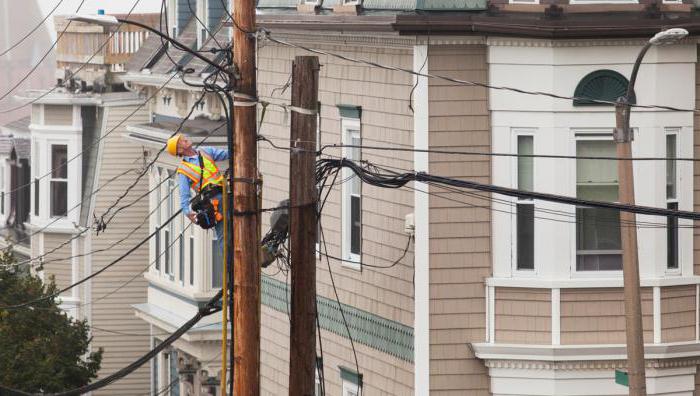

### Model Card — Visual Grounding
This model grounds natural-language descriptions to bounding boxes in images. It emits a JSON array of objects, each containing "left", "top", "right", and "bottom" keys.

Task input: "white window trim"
[
  {"left": 511, "top": 129, "right": 537, "bottom": 277},
  {"left": 197, "top": 0, "right": 209, "bottom": 49},
  {"left": 571, "top": 132, "right": 623, "bottom": 278},
  {"left": 342, "top": 0, "right": 361, "bottom": 5},
  {"left": 48, "top": 143, "right": 69, "bottom": 219},
  {"left": 342, "top": 379, "right": 360, "bottom": 396},
  {"left": 569, "top": 0, "right": 637, "bottom": 4},
  {"left": 341, "top": 117, "right": 361, "bottom": 269},
  {"left": 509, "top": 0, "right": 539, "bottom": 4},
  {"left": 665, "top": 128, "right": 681, "bottom": 275}
]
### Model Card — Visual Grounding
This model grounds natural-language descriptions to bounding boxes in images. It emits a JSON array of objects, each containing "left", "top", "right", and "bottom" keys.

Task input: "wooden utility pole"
[
  {"left": 615, "top": 97, "right": 646, "bottom": 395},
  {"left": 231, "top": 0, "right": 260, "bottom": 392},
  {"left": 288, "top": 56, "right": 320, "bottom": 396}
]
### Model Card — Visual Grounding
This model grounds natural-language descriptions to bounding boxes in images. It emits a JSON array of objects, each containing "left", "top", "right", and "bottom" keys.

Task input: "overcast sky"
[{"left": 39, "top": 0, "right": 162, "bottom": 39}]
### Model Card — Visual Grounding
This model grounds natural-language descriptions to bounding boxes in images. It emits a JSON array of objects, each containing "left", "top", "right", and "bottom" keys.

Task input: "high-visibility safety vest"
[{"left": 176, "top": 151, "right": 224, "bottom": 191}]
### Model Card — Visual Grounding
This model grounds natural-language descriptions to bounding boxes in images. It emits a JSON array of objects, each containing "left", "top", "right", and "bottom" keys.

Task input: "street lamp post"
[{"left": 614, "top": 27, "right": 688, "bottom": 396}]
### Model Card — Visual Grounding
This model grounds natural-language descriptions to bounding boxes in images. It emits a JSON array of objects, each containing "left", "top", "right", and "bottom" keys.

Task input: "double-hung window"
[
  {"left": 666, "top": 130, "right": 679, "bottom": 270},
  {"left": 341, "top": 118, "right": 361, "bottom": 266},
  {"left": 575, "top": 137, "right": 622, "bottom": 271},
  {"left": 515, "top": 133, "right": 534, "bottom": 271},
  {"left": 154, "top": 168, "right": 162, "bottom": 272},
  {"left": 50, "top": 144, "right": 68, "bottom": 217}
]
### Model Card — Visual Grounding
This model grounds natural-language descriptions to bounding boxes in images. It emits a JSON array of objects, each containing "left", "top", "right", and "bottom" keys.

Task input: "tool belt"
[{"left": 191, "top": 185, "right": 224, "bottom": 230}]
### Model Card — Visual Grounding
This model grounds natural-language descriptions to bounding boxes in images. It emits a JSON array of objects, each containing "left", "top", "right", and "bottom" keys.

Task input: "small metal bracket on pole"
[
  {"left": 613, "top": 127, "right": 634, "bottom": 143},
  {"left": 614, "top": 97, "right": 634, "bottom": 143}
]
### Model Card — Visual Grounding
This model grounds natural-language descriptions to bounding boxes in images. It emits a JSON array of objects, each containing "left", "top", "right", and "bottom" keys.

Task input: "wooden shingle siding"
[
  {"left": 495, "top": 287, "right": 551, "bottom": 344},
  {"left": 661, "top": 285, "right": 696, "bottom": 343},
  {"left": 42, "top": 233, "right": 73, "bottom": 292},
  {"left": 257, "top": 41, "right": 415, "bottom": 392},
  {"left": 560, "top": 288, "right": 653, "bottom": 344},
  {"left": 44, "top": 104, "right": 73, "bottom": 126},
  {"left": 88, "top": 105, "right": 151, "bottom": 395},
  {"left": 428, "top": 45, "right": 490, "bottom": 395}
]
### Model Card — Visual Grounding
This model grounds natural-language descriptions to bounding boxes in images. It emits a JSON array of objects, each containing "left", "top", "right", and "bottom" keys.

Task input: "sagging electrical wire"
[
  {"left": 0, "top": 0, "right": 147, "bottom": 114},
  {"left": 41, "top": 290, "right": 223, "bottom": 396},
  {"left": 0, "top": 0, "right": 66, "bottom": 58},
  {"left": 0, "top": 0, "right": 89, "bottom": 105},
  {"left": 0, "top": 70, "right": 180, "bottom": 203},
  {"left": 4, "top": 119, "right": 222, "bottom": 270},
  {"left": 260, "top": 30, "right": 700, "bottom": 114}
]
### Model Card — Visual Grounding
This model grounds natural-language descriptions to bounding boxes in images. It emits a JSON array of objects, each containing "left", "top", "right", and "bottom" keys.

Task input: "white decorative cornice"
[
  {"left": 487, "top": 36, "right": 699, "bottom": 48},
  {"left": 484, "top": 357, "right": 700, "bottom": 370}
]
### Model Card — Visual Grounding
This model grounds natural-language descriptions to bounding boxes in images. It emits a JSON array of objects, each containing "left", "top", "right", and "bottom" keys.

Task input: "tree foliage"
[{"left": 0, "top": 251, "right": 102, "bottom": 393}]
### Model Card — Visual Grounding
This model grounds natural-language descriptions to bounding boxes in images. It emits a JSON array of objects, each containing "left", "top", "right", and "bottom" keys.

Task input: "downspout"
[{"left": 413, "top": 41, "right": 430, "bottom": 396}]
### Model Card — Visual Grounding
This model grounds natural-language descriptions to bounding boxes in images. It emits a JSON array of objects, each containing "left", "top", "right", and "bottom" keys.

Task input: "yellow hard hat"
[{"left": 166, "top": 134, "right": 182, "bottom": 156}]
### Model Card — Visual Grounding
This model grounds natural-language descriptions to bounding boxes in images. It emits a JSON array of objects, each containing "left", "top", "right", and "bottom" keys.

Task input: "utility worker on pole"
[{"left": 166, "top": 133, "right": 229, "bottom": 251}]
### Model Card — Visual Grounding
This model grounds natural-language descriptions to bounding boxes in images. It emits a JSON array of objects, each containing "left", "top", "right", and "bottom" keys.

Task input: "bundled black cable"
[
  {"left": 317, "top": 158, "right": 700, "bottom": 220},
  {"left": 45, "top": 290, "right": 222, "bottom": 396}
]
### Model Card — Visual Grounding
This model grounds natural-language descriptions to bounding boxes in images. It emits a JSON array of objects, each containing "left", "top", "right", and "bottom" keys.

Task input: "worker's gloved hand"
[{"left": 187, "top": 212, "right": 197, "bottom": 223}]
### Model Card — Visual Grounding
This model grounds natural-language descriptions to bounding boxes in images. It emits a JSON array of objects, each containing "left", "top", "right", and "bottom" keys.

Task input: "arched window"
[{"left": 573, "top": 70, "right": 636, "bottom": 106}]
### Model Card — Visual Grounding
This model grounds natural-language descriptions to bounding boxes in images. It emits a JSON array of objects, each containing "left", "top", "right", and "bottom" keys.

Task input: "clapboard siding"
[
  {"left": 257, "top": 42, "right": 415, "bottom": 393},
  {"left": 661, "top": 285, "right": 696, "bottom": 343},
  {"left": 427, "top": 45, "right": 490, "bottom": 395},
  {"left": 44, "top": 104, "right": 73, "bottom": 126},
  {"left": 42, "top": 233, "right": 73, "bottom": 292},
  {"left": 560, "top": 288, "right": 653, "bottom": 344},
  {"left": 88, "top": 105, "right": 151, "bottom": 395},
  {"left": 260, "top": 303, "right": 414, "bottom": 396},
  {"left": 495, "top": 287, "right": 551, "bottom": 344}
]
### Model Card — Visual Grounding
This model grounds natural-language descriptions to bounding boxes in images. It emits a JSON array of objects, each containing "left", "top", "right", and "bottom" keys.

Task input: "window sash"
[
  {"left": 342, "top": 122, "right": 361, "bottom": 263},
  {"left": 189, "top": 235, "right": 195, "bottom": 285},
  {"left": 666, "top": 134, "right": 677, "bottom": 200},
  {"left": 164, "top": 229, "right": 171, "bottom": 275},
  {"left": 155, "top": 227, "right": 161, "bottom": 271},
  {"left": 212, "top": 236, "right": 223, "bottom": 288},
  {"left": 516, "top": 203, "right": 534, "bottom": 270},
  {"left": 575, "top": 139, "right": 621, "bottom": 271},
  {"left": 667, "top": 201, "right": 679, "bottom": 270},
  {"left": 50, "top": 180, "right": 68, "bottom": 217},
  {"left": 34, "top": 178, "right": 39, "bottom": 216}
]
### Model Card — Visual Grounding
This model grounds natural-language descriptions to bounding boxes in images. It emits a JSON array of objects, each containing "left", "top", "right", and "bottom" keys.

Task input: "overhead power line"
[
  {"left": 0, "top": 0, "right": 142, "bottom": 114},
  {"left": 316, "top": 158, "right": 700, "bottom": 220},
  {"left": 261, "top": 31, "right": 700, "bottom": 114},
  {"left": 0, "top": 0, "right": 66, "bottom": 58}
]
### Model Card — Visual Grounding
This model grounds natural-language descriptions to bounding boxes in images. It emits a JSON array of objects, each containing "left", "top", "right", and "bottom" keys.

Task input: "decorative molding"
[
  {"left": 415, "top": 36, "right": 486, "bottom": 46},
  {"left": 261, "top": 275, "right": 415, "bottom": 362},
  {"left": 484, "top": 357, "right": 700, "bottom": 370},
  {"left": 486, "top": 36, "right": 698, "bottom": 48},
  {"left": 264, "top": 30, "right": 417, "bottom": 49}
]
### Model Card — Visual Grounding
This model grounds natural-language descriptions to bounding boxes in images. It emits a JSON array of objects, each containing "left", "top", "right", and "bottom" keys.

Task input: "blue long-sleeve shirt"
[{"left": 178, "top": 147, "right": 230, "bottom": 215}]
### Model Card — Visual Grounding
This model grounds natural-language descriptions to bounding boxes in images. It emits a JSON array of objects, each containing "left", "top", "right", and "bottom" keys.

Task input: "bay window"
[
  {"left": 50, "top": 144, "right": 68, "bottom": 217},
  {"left": 575, "top": 138, "right": 621, "bottom": 271}
]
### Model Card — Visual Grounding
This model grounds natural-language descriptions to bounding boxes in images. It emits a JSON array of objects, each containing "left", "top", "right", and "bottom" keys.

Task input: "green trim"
[
  {"left": 573, "top": 69, "right": 636, "bottom": 106},
  {"left": 416, "top": 0, "right": 487, "bottom": 10},
  {"left": 337, "top": 105, "right": 362, "bottom": 120},
  {"left": 339, "top": 366, "right": 362, "bottom": 385},
  {"left": 261, "top": 276, "right": 414, "bottom": 362}
]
